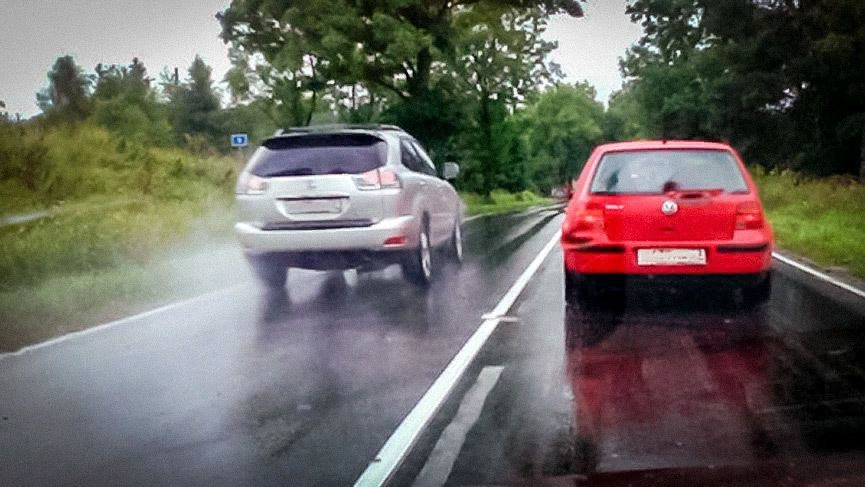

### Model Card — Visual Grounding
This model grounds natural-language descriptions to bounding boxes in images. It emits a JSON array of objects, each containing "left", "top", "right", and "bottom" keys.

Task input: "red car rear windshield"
[
  {"left": 250, "top": 133, "right": 388, "bottom": 177},
  {"left": 590, "top": 149, "right": 749, "bottom": 195}
]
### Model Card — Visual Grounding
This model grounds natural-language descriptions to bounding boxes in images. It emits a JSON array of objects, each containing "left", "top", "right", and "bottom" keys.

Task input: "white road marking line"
[
  {"left": 772, "top": 252, "right": 865, "bottom": 300},
  {"left": 354, "top": 230, "right": 562, "bottom": 487},
  {"left": 411, "top": 366, "right": 505, "bottom": 487},
  {"left": 0, "top": 285, "right": 244, "bottom": 361}
]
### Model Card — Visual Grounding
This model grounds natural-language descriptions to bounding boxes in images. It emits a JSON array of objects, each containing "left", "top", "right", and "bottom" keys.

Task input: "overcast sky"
[{"left": 1, "top": 0, "right": 643, "bottom": 118}]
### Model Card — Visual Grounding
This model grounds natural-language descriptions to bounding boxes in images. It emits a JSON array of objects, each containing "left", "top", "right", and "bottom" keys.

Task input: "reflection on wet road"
[
  {"left": 0, "top": 208, "right": 564, "bottom": 486},
  {"left": 6, "top": 204, "right": 865, "bottom": 486},
  {"left": 429, "top": 247, "right": 865, "bottom": 485}
]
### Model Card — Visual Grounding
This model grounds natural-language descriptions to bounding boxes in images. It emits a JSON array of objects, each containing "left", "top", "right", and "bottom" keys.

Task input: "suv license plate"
[
  {"left": 282, "top": 198, "right": 342, "bottom": 214},
  {"left": 637, "top": 248, "right": 707, "bottom": 266}
]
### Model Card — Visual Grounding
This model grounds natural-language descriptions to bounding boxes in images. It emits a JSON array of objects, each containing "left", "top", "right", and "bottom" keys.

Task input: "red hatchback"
[{"left": 562, "top": 140, "right": 774, "bottom": 309}]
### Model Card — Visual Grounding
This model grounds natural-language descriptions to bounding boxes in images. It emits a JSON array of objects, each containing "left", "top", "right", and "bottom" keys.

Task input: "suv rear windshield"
[
  {"left": 590, "top": 149, "right": 749, "bottom": 194},
  {"left": 249, "top": 133, "right": 387, "bottom": 177}
]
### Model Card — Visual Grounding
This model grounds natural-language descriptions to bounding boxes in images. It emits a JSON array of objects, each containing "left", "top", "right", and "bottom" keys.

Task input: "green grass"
[
  {"left": 752, "top": 166, "right": 865, "bottom": 278},
  {"left": 461, "top": 189, "right": 556, "bottom": 216},
  {"left": 0, "top": 122, "right": 242, "bottom": 351}
]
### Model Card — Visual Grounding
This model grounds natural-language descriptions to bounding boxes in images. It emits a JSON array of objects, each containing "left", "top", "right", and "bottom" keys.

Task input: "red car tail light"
[
  {"left": 572, "top": 201, "right": 605, "bottom": 232},
  {"left": 353, "top": 168, "right": 402, "bottom": 190},
  {"left": 562, "top": 201, "right": 604, "bottom": 244},
  {"left": 736, "top": 201, "right": 764, "bottom": 230}
]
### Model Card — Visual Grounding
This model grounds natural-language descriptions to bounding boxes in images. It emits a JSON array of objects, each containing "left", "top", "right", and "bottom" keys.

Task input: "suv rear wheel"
[
  {"left": 402, "top": 222, "right": 433, "bottom": 286},
  {"left": 247, "top": 255, "right": 288, "bottom": 289},
  {"left": 449, "top": 216, "right": 463, "bottom": 264}
]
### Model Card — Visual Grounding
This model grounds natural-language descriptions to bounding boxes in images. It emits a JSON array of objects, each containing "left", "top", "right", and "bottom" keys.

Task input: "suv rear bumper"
[{"left": 236, "top": 214, "right": 421, "bottom": 254}]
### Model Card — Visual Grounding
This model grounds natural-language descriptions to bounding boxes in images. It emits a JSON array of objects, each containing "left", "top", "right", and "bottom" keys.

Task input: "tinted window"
[
  {"left": 401, "top": 140, "right": 425, "bottom": 173},
  {"left": 410, "top": 141, "right": 438, "bottom": 177},
  {"left": 590, "top": 150, "right": 749, "bottom": 194},
  {"left": 249, "top": 134, "right": 387, "bottom": 177}
]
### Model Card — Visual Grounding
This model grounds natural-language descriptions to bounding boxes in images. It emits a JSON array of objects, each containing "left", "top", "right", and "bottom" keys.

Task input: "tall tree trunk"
[
  {"left": 860, "top": 132, "right": 865, "bottom": 184},
  {"left": 410, "top": 47, "right": 432, "bottom": 98},
  {"left": 306, "top": 90, "right": 317, "bottom": 126},
  {"left": 479, "top": 87, "right": 494, "bottom": 201}
]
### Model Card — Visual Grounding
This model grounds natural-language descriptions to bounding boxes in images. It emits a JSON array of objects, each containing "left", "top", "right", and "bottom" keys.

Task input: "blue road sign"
[{"left": 231, "top": 133, "right": 248, "bottom": 148}]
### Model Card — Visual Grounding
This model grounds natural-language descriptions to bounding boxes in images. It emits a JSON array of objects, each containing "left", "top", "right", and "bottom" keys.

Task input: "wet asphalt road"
[
  {"left": 0, "top": 207, "right": 563, "bottom": 486},
  {"left": 5, "top": 206, "right": 865, "bottom": 486},
  {"left": 397, "top": 226, "right": 865, "bottom": 485}
]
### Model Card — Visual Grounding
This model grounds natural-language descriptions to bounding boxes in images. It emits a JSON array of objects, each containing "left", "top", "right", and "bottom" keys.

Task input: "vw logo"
[{"left": 661, "top": 200, "right": 678, "bottom": 215}]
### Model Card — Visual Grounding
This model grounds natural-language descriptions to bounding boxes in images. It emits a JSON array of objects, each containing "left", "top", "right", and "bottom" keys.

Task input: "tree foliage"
[
  {"left": 622, "top": 0, "right": 865, "bottom": 177},
  {"left": 36, "top": 55, "right": 93, "bottom": 121},
  {"left": 518, "top": 83, "right": 604, "bottom": 192}
]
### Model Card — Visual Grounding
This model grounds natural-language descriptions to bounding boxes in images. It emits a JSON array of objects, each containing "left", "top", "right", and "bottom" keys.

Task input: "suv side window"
[
  {"left": 410, "top": 141, "right": 438, "bottom": 177},
  {"left": 400, "top": 139, "right": 425, "bottom": 174}
]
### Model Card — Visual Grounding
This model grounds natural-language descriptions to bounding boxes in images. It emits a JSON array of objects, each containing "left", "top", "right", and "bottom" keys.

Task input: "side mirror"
[{"left": 443, "top": 162, "right": 460, "bottom": 180}]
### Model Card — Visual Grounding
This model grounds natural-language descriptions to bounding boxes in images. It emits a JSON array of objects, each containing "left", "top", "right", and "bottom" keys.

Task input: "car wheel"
[
  {"left": 247, "top": 255, "right": 288, "bottom": 289},
  {"left": 564, "top": 268, "right": 594, "bottom": 308},
  {"left": 402, "top": 221, "right": 433, "bottom": 286},
  {"left": 566, "top": 269, "right": 623, "bottom": 311},
  {"left": 449, "top": 216, "right": 463, "bottom": 264},
  {"left": 742, "top": 272, "right": 772, "bottom": 310}
]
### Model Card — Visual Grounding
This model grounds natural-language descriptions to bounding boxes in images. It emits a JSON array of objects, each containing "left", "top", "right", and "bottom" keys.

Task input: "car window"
[
  {"left": 409, "top": 141, "right": 438, "bottom": 177},
  {"left": 590, "top": 150, "right": 749, "bottom": 194},
  {"left": 400, "top": 139, "right": 426, "bottom": 174},
  {"left": 249, "top": 133, "right": 387, "bottom": 177}
]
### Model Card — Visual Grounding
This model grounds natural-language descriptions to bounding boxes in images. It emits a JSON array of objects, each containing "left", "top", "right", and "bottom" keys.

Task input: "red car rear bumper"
[{"left": 563, "top": 240, "right": 773, "bottom": 276}]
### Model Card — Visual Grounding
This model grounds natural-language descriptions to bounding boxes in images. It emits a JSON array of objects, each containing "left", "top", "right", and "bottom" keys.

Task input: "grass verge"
[
  {"left": 752, "top": 166, "right": 865, "bottom": 278},
  {"left": 461, "top": 189, "right": 556, "bottom": 216}
]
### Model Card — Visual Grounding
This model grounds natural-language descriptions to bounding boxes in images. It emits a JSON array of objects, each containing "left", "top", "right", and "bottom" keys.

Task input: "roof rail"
[{"left": 275, "top": 124, "right": 406, "bottom": 135}]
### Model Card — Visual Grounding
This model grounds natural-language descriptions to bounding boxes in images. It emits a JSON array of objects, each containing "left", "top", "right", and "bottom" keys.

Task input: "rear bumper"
[
  {"left": 565, "top": 271, "right": 771, "bottom": 290},
  {"left": 563, "top": 239, "right": 773, "bottom": 276},
  {"left": 236, "top": 214, "right": 421, "bottom": 254}
]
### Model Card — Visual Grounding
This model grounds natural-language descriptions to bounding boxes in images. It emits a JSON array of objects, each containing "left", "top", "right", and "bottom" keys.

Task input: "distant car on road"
[
  {"left": 235, "top": 124, "right": 464, "bottom": 288},
  {"left": 561, "top": 140, "right": 774, "bottom": 309}
]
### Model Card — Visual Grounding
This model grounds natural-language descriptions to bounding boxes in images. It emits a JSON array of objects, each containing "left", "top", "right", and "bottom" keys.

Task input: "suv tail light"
[
  {"left": 736, "top": 201, "right": 764, "bottom": 230},
  {"left": 353, "top": 168, "right": 402, "bottom": 190},
  {"left": 562, "top": 201, "right": 604, "bottom": 244},
  {"left": 236, "top": 173, "right": 269, "bottom": 195}
]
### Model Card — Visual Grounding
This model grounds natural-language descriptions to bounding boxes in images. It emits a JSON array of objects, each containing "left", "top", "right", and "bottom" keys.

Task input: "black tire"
[
  {"left": 565, "top": 268, "right": 623, "bottom": 311},
  {"left": 448, "top": 216, "right": 464, "bottom": 264},
  {"left": 743, "top": 272, "right": 772, "bottom": 310},
  {"left": 564, "top": 268, "right": 584, "bottom": 306},
  {"left": 402, "top": 221, "right": 433, "bottom": 286},
  {"left": 247, "top": 255, "right": 288, "bottom": 289}
]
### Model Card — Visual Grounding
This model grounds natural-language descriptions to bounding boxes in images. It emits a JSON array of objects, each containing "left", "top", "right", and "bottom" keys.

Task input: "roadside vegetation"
[
  {"left": 461, "top": 190, "right": 554, "bottom": 216},
  {"left": 3, "top": 0, "right": 865, "bottom": 350},
  {"left": 752, "top": 167, "right": 865, "bottom": 278}
]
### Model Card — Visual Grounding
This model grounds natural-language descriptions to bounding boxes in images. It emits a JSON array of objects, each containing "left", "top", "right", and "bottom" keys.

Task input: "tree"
[
  {"left": 623, "top": 0, "right": 865, "bottom": 177},
  {"left": 170, "top": 56, "right": 222, "bottom": 142},
  {"left": 90, "top": 58, "right": 172, "bottom": 145},
  {"left": 36, "top": 55, "right": 93, "bottom": 120},
  {"left": 446, "top": 5, "right": 562, "bottom": 196},
  {"left": 603, "top": 82, "right": 652, "bottom": 142},
  {"left": 217, "top": 0, "right": 583, "bottom": 107},
  {"left": 518, "top": 83, "right": 604, "bottom": 192}
]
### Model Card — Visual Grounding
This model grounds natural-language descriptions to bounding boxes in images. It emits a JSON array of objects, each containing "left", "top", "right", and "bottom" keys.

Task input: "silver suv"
[{"left": 235, "top": 124, "right": 464, "bottom": 288}]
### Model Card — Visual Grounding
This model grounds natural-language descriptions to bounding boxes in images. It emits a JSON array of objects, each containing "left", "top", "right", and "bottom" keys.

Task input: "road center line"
[
  {"left": 411, "top": 366, "right": 505, "bottom": 487},
  {"left": 354, "top": 229, "right": 562, "bottom": 487}
]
